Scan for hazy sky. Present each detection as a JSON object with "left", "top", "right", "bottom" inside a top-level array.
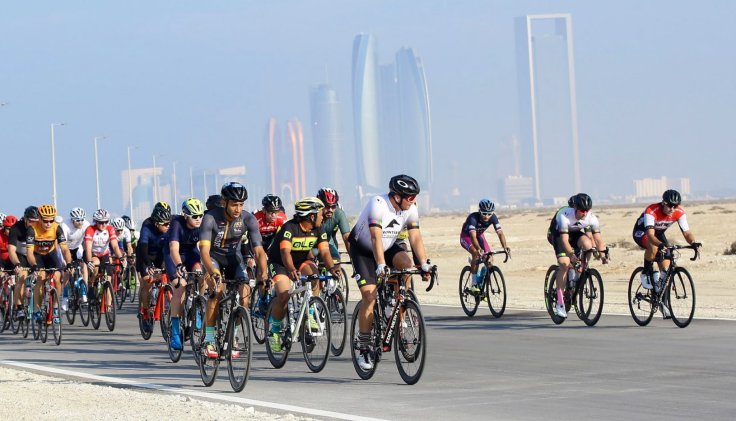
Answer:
[{"left": 1, "top": 1, "right": 734, "bottom": 216}]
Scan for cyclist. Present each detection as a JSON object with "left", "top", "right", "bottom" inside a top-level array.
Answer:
[
  {"left": 266, "top": 197, "right": 342, "bottom": 352},
  {"left": 254, "top": 194, "right": 287, "bottom": 252},
  {"left": 7, "top": 207, "right": 39, "bottom": 320},
  {"left": 165, "top": 198, "right": 204, "bottom": 351},
  {"left": 547, "top": 193, "right": 609, "bottom": 318},
  {"left": 111, "top": 217, "right": 135, "bottom": 257},
  {"left": 0, "top": 215, "right": 17, "bottom": 270},
  {"left": 135, "top": 202, "right": 172, "bottom": 329},
  {"left": 460, "top": 199, "right": 510, "bottom": 293},
  {"left": 199, "top": 182, "right": 268, "bottom": 359},
  {"left": 348, "top": 174, "right": 434, "bottom": 370},
  {"left": 632, "top": 189, "right": 701, "bottom": 316},
  {"left": 84, "top": 209, "right": 125, "bottom": 308},
  {"left": 25, "top": 204, "right": 73, "bottom": 321},
  {"left": 122, "top": 215, "right": 138, "bottom": 248},
  {"left": 66, "top": 207, "right": 91, "bottom": 302},
  {"left": 316, "top": 187, "right": 351, "bottom": 260},
  {"left": 205, "top": 194, "right": 223, "bottom": 212}
]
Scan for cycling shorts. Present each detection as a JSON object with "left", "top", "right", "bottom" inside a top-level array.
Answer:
[
  {"left": 135, "top": 254, "right": 164, "bottom": 275},
  {"left": 210, "top": 253, "right": 248, "bottom": 282},
  {"left": 164, "top": 251, "right": 201, "bottom": 280},
  {"left": 460, "top": 232, "right": 490, "bottom": 253},
  {"left": 34, "top": 252, "right": 62, "bottom": 271},
  {"left": 633, "top": 229, "right": 667, "bottom": 249},
  {"left": 347, "top": 241, "right": 405, "bottom": 288},
  {"left": 269, "top": 260, "right": 315, "bottom": 281},
  {"left": 547, "top": 231, "right": 585, "bottom": 258}
]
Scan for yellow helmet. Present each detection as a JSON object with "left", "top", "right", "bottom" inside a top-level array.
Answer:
[
  {"left": 294, "top": 196, "right": 324, "bottom": 217},
  {"left": 38, "top": 204, "right": 57, "bottom": 219}
]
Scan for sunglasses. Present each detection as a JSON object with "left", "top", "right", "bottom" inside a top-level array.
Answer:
[
  {"left": 157, "top": 222, "right": 170, "bottom": 227},
  {"left": 325, "top": 205, "right": 337, "bottom": 210},
  {"left": 72, "top": 219, "right": 84, "bottom": 223},
  {"left": 401, "top": 194, "right": 417, "bottom": 202},
  {"left": 97, "top": 221, "right": 108, "bottom": 225},
  {"left": 189, "top": 214, "right": 204, "bottom": 220},
  {"left": 42, "top": 219, "right": 55, "bottom": 224},
  {"left": 663, "top": 203, "right": 677, "bottom": 209},
  {"left": 480, "top": 212, "right": 493, "bottom": 217}
]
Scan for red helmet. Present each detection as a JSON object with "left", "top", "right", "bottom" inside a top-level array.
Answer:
[
  {"left": 317, "top": 188, "right": 339, "bottom": 206},
  {"left": 3, "top": 215, "right": 18, "bottom": 228}
]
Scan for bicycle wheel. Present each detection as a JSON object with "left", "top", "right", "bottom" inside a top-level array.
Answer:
[
  {"left": 190, "top": 296, "right": 206, "bottom": 366},
  {"left": 128, "top": 269, "right": 138, "bottom": 303},
  {"left": 103, "top": 281, "right": 116, "bottom": 332},
  {"left": 302, "top": 296, "right": 331, "bottom": 373},
  {"left": 545, "top": 273, "right": 565, "bottom": 325},
  {"left": 395, "top": 299, "right": 427, "bottom": 385},
  {"left": 227, "top": 306, "right": 252, "bottom": 392},
  {"left": 116, "top": 276, "right": 126, "bottom": 310},
  {"left": 168, "top": 318, "right": 183, "bottom": 363},
  {"left": 486, "top": 267, "right": 507, "bottom": 318},
  {"left": 160, "top": 285, "right": 173, "bottom": 342},
  {"left": 198, "top": 337, "right": 220, "bottom": 387},
  {"left": 1, "top": 288, "right": 13, "bottom": 332},
  {"left": 338, "top": 266, "right": 349, "bottom": 305},
  {"left": 139, "top": 307, "right": 153, "bottom": 340},
  {"left": 51, "top": 288, "right": 62, "bottom": 345},
  {"left": 668, "top": 267, "right": 695, "bottom": 328},
  {"left": 628, "top": 267, "right": 655, "bottom": 326},
  {"left": 39, "top": 300, "right": 48, "bottom": 343},
  {"left": 265, "top": 300, "right": 290, "bottom": 369},
  {"left": 79, "top": 297, "right": 90, "bottom": 327},
  {"left": 249, "top": 286, "right": 267, "bottom": 345},
  {"left": 65, "top": 291, "right": 76, "bottom": 326},
  {"left": 21, "top": 294, "right": 31, "bottom": 337},
  {"left": 89, "top": 286, "right": 101, "bottom": 330},
  {"left": 350, "top": 299, "right": 380, "bottom": 380},
  {"left": 458, "top": 266, "right": 480, "bottom": 317},
  {"left": 327, "top": 289, "right": 347, "bottom": 356},
  {"left": 577, "top": 269, "right": 604, "bottom": 326}
]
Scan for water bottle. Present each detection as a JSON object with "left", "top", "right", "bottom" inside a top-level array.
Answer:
[
  {"left": 567, "top": 268, "right": 578, "bottom": 288},
  {"left": 186, "top": 294, "right": 193, "bottom": 311},
  {"left": 653, "top": 271, "right": 662, "bottom": 293},
  {"left": 150, "top": 287, "right": 159, "bottom": 305},
  {"left": 62, "top": 286, "right": 69, "bottom": 299},
  {"left": 79, "top": 281, "right": 87, "bottom": 297},
  {"left": 479, "top": 265, "right": 487, "bottom": 281},
  {"left": 287, "top": 298, "right": 294, "bottom": 322}
]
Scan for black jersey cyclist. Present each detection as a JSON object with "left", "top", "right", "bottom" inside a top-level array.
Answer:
[
  {"left": 198, "top": 182, "right": 268, "bottom": 359},
  {"left": 136, "top": 202, "right": 172, "bottom": 326}
]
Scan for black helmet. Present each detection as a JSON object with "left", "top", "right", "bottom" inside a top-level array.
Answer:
[
  {"left": 24, "top": 206, "right": 40, "bottom": 220},
  {"left": 572, "top": 193, "right": 593, "bottom": 211},
  {"left": 151, "top": 205, "right": 172, "bottom": 224},
  {"left": 206, "top": 194, "right": 223, "bottom": 210},
  {"left": 221, "top": 182, "right": 247, "bottom": 202},
  {"left": 389, "top": 174, "right": 420, "bottom": 196},
  {"left": 662, "top": 189, "right": 681, "bottom": 206},
  {"left": 153, "top": 201, "right": 170, "bottom": 214},
  {"left": 261, "top": 194, "right": 282, "bottom": 212},
  {"left": 317, "top": 188, "right": 339, "bottom": 206},
  {"left": 567, "top": 196, "right": 575, "bottom": 207}
]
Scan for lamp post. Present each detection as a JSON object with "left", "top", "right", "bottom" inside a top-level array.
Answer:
[
  {"left": 189, "top": 167, "right": 194, "bottom": 197},
  {"left": 153, "top": 154, "right": 165, "bottom": 203},
  {"left": 50, "top": 122, "right": 65, "bottom": 208},
  {"left": 172, "top": 161, "right": 178, "bottom": 206},
  {"left": 127, "top": 146, "right": 138, "bottom": 218},
  {"left": 94, "top": 136, "right": 107, "bottom": 209}
]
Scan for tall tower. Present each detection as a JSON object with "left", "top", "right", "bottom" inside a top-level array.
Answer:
[
  {"left": 352, "top": 33, "right": 382, "bottom": 194},
  {"left": 516, "top": 13, "right": 581, "bottom": 201},
  {"left": 309, "top": 84, "right": 344, "bottom": 195}
]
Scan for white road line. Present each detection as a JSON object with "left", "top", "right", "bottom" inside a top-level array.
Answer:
[{"left": 0, "top": 360, "right": 386, "bottom": 421}]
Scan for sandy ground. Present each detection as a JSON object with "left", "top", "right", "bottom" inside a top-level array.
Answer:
[{"left": 3, "top": 200, "right": 734, "bottom": 419}]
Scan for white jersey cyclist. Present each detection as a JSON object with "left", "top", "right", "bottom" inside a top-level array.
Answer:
[
  {"left": 552, "top": 207, "right": 600, "bottom": 234},
  {"left": 350, "top": 194, "right": 420, "bottom": 251},
  {"left": 66, "top": 219, "right": 90, "bottom": 259}
]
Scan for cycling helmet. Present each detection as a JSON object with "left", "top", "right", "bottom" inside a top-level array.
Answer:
[
  {"left": 567, "top": 196, "right": 575, "bottom": 207},
  {"left": 70, "top": 207, "right": 86, "bottom": 220},
  {"left": 261, "top": 194, "right": 283, "bottom": 212},
  {"left": 662, "top": 189, "right": 681, "bottom": 206},
  {"left": 122, "top": 215, "right": 136, "bottom": 230},
  {"left": 221, "top": 182, "right": 248, "bottom": 202},
  {"left": 24, "top": 206, "right": 40, "bottom": 220},
  {"left": 182, "top": 198, "right": 205, "bottom": 216},
  {"left": 206, "top": 195, "right": 223, "bottom": 209},
  {"left": 54, "top": 215, "right": 63, "bottom": 224},
  {"left": 479, "top": 199, "right": 495, "bottom": 214},
  {"left": 38, "top": 204, "right": 57, "bottom": 219},
  {"left": 153, "top": 201, "right": 170, "bottom": 214},
  {"left": 111, "top": 217, "right": 125, "bottom": 230},
  {"left": 572, "top": 193, "right": 593, "bottom": 211},
  {"left": 389, "top": 174, "right": 420, "bottom": 196},
  {"left": 294, "top": 196, "right": 325, "bottom": 217},
  {"left": 0, "top": 213, "right": 5, "bottom": 225},
  {"left": 3, "top": 215, "right": 17, "bottom": 228},
  {"left": 93, "top": 209, "right": 110, "bottom": 222},
  {"left": 317, "top": 188, "right": 339, "bottom": 206},
  {"left": 151, "top": 205, "right": 172, "bottom": 224}
]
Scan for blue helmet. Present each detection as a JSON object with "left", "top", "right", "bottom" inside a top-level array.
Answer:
[{"left": 479, "top": 199, "right": 495, "bottom": 214}]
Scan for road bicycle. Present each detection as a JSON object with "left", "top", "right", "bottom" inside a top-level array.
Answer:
[
  {"left": 111, "top": 259, "right": 127, "bottom": 310},
  {"left": 31, "top": 268, "right": 63, "bottom": 345},
  {"left": 0, "top": 269, "right": 16, "bottom": 333},
  {"left": 543, "top": 247, "right": 607, "bottom": 326},
  {"left": 88, "top": 263, "right": 117, "bottom": 332},
  {"left": 196, "top": 276, "right": 252, "bottom": 392},
  {"left": 350, "top": 265, "right": 437, "bottom": 385},
  {"left": 64, "top": 262, "right": 90, "bottom": 327},
  {"left": 249, "top": 278, "right": 272, "bottom": 345},
  {"left": 138, "top": 269, "right": 171, "bottom": 340},
  {"left": 459, "top": 250, "right": 509, "bottom": 318},
  {"left": 265, "top": 274, "right": 332, "bottom": 373},
  {"left": 121, "top": 257, "right": 138, "bottom": 304},
  {"left": 317, "top": 262, "right": 348, "bottom": 356},
  {"left": 166, "top": 270, "right": 205, "bottom": 363},
  {"left": 628, "top": 244, "right": 699, "bottom": 328},
  {"left": 13, "top": 270, "right": 33, "bottom": 338}
]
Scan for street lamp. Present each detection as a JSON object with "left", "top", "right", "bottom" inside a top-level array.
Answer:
[
  {"left": 152, "top": 154, "right": 165, "bottom": 203},
  {"left": 94, "top": 136, "right": 107, "bottom": 209},
  {"left": 50, "top": 122, "right": 65, "bottom": 209},
  {"left": 127, "top": 146, "right": 138, "bottom": 218}
]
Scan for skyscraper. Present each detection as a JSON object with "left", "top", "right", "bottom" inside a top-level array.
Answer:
[
  {"left": 352, "top": 33, "right": 382, "bottom": 194},
  {"left": 309, "top": 84, "right": 344, "bottom": 194}
]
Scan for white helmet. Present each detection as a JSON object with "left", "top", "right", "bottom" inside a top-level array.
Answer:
[
  {"left": 92, "top": 209, "right": 110, "bottom": 222},
  {"left": 70, "top": 207, "right": 86, "bottom": 220},
  {"left": 0, "top": 213, "right": 5, "bottom": 224},
  {"left": 54, "top": 215, "right": 64, "bottom": 224},
  {"left": 111, "top": 217, "right": 125, "bottom": 230}
]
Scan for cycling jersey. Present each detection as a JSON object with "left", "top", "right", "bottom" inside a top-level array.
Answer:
[
  {"left": 8, "top": 219, "right": 30, "bottom": 256},
  {"left": 199, "top": 207, "right": 263, "bottom": 257},
  {"left": 322, "top": 207, "right": 350, "bottom": 248},
  {"left": 136, "top": 219, "right": 167, "bottom": 259},
  {"left": 350, "top": 194, "right": 420, "bottom": 252},
  {"left": 548, "top": 207, "right": 600, "bottom": 235},
  {"left": 166, "top": 215, "right": 200, "bottom": 254},
  {"left": 84, "top": 224, "right": 118, "bottom": 257},
  {"left": 26, "top": 221, "right": 67, "bottom": 255},
  {"left": 0, "top": 230, "right": 9, "bottom": 261},
  {"left": 268, "top": 219, "right": 328, "bottom": 268},
  {"left": 66, "top": 220, "right": 90, "bottom": 250},
  {"left": 114, "top": 227, "right": 132, "bottom": 253},
  {"left": 634, "top": 203, "right": 689, "bottom": 233},
  {"left": 461, "top": 212, "right": 501, "bottom": 236},
  {"left": 254, "top": 209, "right": 287, "bottom": 251}
]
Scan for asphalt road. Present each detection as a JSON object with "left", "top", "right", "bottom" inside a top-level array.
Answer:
[{"left": 1, "top": 302, "right": 735, "bottom": 420}]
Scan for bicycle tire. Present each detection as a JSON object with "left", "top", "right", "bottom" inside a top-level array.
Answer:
[
  {"left": 1, "top": 287, "right": 12, "bottom": 332},
  {"left": 103, "top": 281, "right": 116, "bottom": 332},
  {"left": 128, "top": 269, "right": 138, "bottom": 303},
  {"left": 79, "top": 297, "right": 90, "bottom": 327},
  {"left": 486, "top": 267, "right": 507, "bottom": 318},
  {"left": 190, "top": 296, "right": 206, "bottom": 366},
  {"left": 138, "top": 307, "right": 154, "bottom": 340},
  {"left": 20, "top": 293, "right": 31, "bottom": 337},
  {"left": 160, "top": 285, "right": 173, "bottom": 342},
  {"left": 668, "top": 267, "right": 696, "bottom": 328},
  {"left": 227, "top": 306, "right": 252, "bottom": 392},
  {"left": 545, "top": 273, "right": 566, "bottom": 325},
  {"left": 458, "top": 266, "right": 480, "bottom": 317},
  {"left": 89, "top": 285, "right": 102, "bottom": 330},
  {"left": 628, "top": 267, "right": 655, "bottom": 326},
  {"left": 395, "top": 298, "right": 427, "bottom": 385},
  {"left": 577, "top": 268, "right": 604, "bottom": 326},
  {"left": 339, "top": 266, "right": 349, "bottom": 305},
  {"left": 249, "top": 286, "right": 267, "bottom": 345},
  {"left": 116, "top": 276, "right": 126, "bottom": 310},
  {"left": 350, "top": 299, "right": 379, "bottom": 380},
  {"left": 302, "top": 296, "right": 331, "bottom": 373},
  {"left": 327, "top": 288, "right": 347, "bottom": 356},
  {"left": 198, "top": 339, "right": 220, "bottom": 387},
  {"left": 265, "top": 300, "right": 290, "bottom": 369},
  {"left": 65, "top": 290, "right": 76, "bottom": 326},
  {"left": 51, "top": 288, "right": 62, "bottom": 345},
  {"left": 38, "top": 293, "right": 48, "bottom": 343}
]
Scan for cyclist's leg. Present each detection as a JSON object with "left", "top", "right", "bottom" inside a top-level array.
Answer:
[
  {"left": 460, "top": 233, "right": 481, "bottom": 274},
  {"left": 135, "top": 256, "right": 151, "bottom": 313},
  {"left": 552, "top": 235, "right": 572, "bottom": 309},
  {"left": 227, "top": 254, "right": 251, "bottom": 309},
  {"left": 299, "top": 261, "right": 320, "bottom": 295}
]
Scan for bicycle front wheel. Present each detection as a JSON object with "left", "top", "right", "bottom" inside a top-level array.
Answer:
[
  {"left": 628, "top": 267, "right": 655, "bottom": 326},
  {"left": 198, "top": 339, "right": 220, "bottom": 387},
  {"left": 51, "top": 288, "right": 62, "bottom": 345},
  {"left": 128, "top": 269, "right": 138, "bottom": 303},
  {"left": 458, "top": 266, "right": 479, "bottom": 317},
  {"left": 39, "top": 302, "right": 49, "bottom": 343},
  {"left": 577, "top": 269, "right": 604, "bottom": 326},
  {"left": 160, "top": 285, "right": 173, "bottom": 342},
  {"left": 350, "top": 299, "right": 379, "bottom": 380},
  {"left": 302, "top": 296, "right": 331, "bottom": 373},
  {"left": 190, "top": 296, "right": 206, "bottom": 366},
  {"left": 265, "top": 300, "right": 290, "bottom": 369},
  {"left": 326, "top": 289, "right": 347, "bottom": 356},
  {"left": 249, "top": 286, "right": 267, "bottom": 344},
  {"left": 89, "top": 286, "right": 101, "bottom": 330},
  {"left": 103, "top": 281, "right": 116, "bottom": 332},
  {"left": 395, "top": 299, "right": 427, "bottom": 385},
  {"left": 338, "top": 266, "right": 349, "bottom": 305},
  {"left": 227, "top": 306, "right": 252, "bottom": 392},
  {"left": 486, "top": 267, "right": 507, "bottom": 318},
  {"left": 116, "top": 277, "right": 126, "bottom": 310},
  {"left": 545, "top": 272, "right": 565, "bottom": 325},
  {"left": 668, "top": 267, "right": 695, "bottom": 328},
  {"left": 1, "top": 287, "right": 13, "bottom": 333}
]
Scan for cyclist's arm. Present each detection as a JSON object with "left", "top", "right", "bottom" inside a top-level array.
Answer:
[
  {"left": 7, "top": 243, "right": 19, "bottom": 266},
  {"left": 496, "top": 230, "right": 509, "bottom": 251},
  {"left": 468, "top": 229, "right": 482, "bottom": 251},
  {"left": 59, "top": 242, "right": 72, "bottom": 265},
  {"left": 646, "top": 227, "right": 664, "bottom": 247},
  {"left": 198, "top": 241, "right": 218, "bottom": 276},
  {"left": 683, "top": 230, "right": 697, "bottom": 245},
  {"left": 592, "top": 232, "right": 607, "bottom": 253},
  {"left": 340, "top": 232, "right": 351, "bottom": 253},
  {"left": 84, "top": 238, "right": 93, "bottom": 262},
  {"left": 369, "top": 226, "right": 386, "bottom": 266},
  {"left": 169, "top": 240, "right": 183, "bottom": 267},
  {"left": 279, "top": 241, "right": 298, "bottom": 279},
  {"left": 336, "top": 209, "right": 351, "bottom": 253},
  {"left": 559, "top": 232, "right": 575, "bottom": 257},
  {"left": 110, "top": 238, "right": 124, "bottom": 259},
  {"left": 25, "top": 232, "right": 37, "bottom": 267},
  {"left": 406, "top": 227, "right": 428, "bottom": 264},
  {"left": 252, "top": 245, "right": 269, "bottom": 281}
]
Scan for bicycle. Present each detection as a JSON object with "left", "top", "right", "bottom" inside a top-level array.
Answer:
[
  {"left": 138, "top": 269, "right": 171, "bottom": 341},
  {"left": 317, "top": 262, "right": 348, "bottom": 356},
  {"left": 543, "top": 247, "right": 607, "bottom": 326},
  {"left": 166, "top": 269, "right": 204, "bottom": 363},
  {"left": 350, "top": 265, "right": 437, "bottom": 385},
  {"left": 31, "top": 268, "right": 63, "bottom": 345},
  {"left": 265, "top": 274, "right": 332, "bottom": 373},
  {"left": 64, "top": 262, "right": 90, "bottom": 327},
  {"left": 0, "top": 270, "right": 16, "bottom": 333},
  {"left": 111, "top": 259, "right": 126, "bottom": 310},
  {"left": 628, "top": 244, "right": 699, "bottom": 328},
  {"left": 121, "top": 256, "right": 138, "bottom": 304},
  {"left": 88, "top": 263, "right": 117, "bottom": 332},
  {"left": 249, "top": 278, "right": 272, "bottom": 345},
  {"left": 196, "top": 275, "right": 252, "bottom": 392},
  {"left": 459, "top": 250, "right": 509, "bottom": 318},
  {"left": 13, "top": 269, "right": 33, "bottom": 338}
]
